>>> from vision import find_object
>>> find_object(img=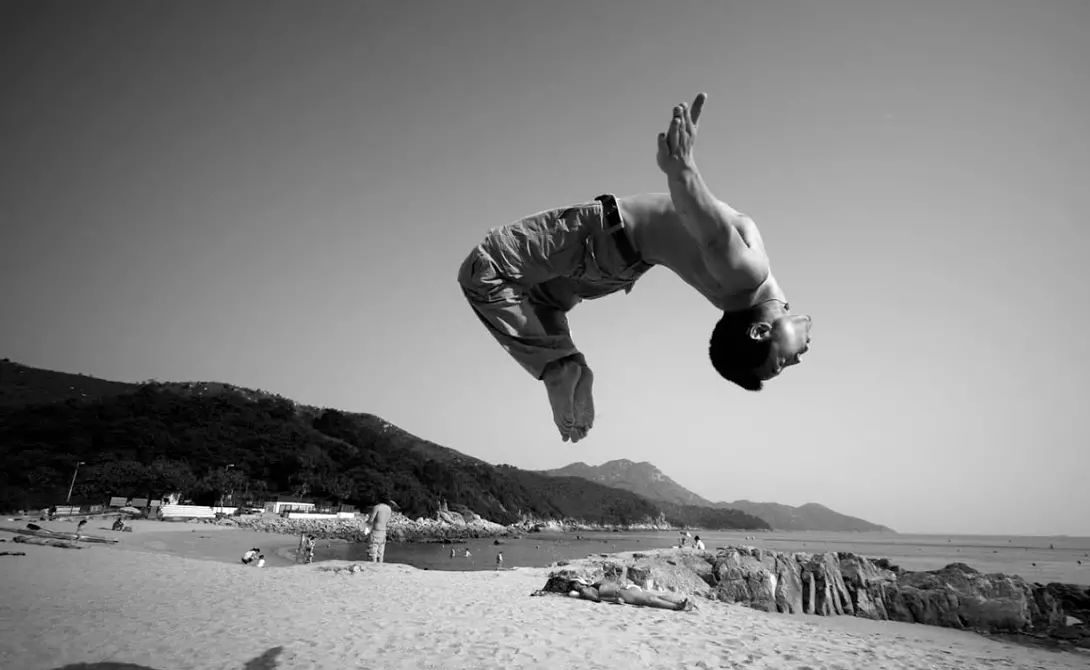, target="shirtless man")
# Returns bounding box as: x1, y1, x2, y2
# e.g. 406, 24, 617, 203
366, 500, 397, 563
457, 92, 812, 443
